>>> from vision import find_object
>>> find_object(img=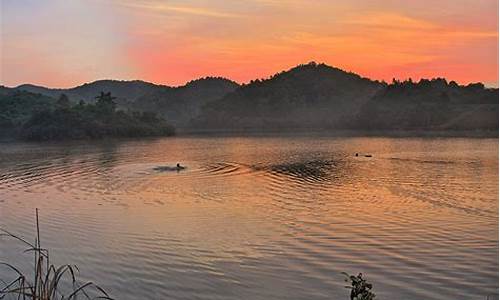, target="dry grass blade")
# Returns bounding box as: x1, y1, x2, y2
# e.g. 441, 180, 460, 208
0, 209, 113, 300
